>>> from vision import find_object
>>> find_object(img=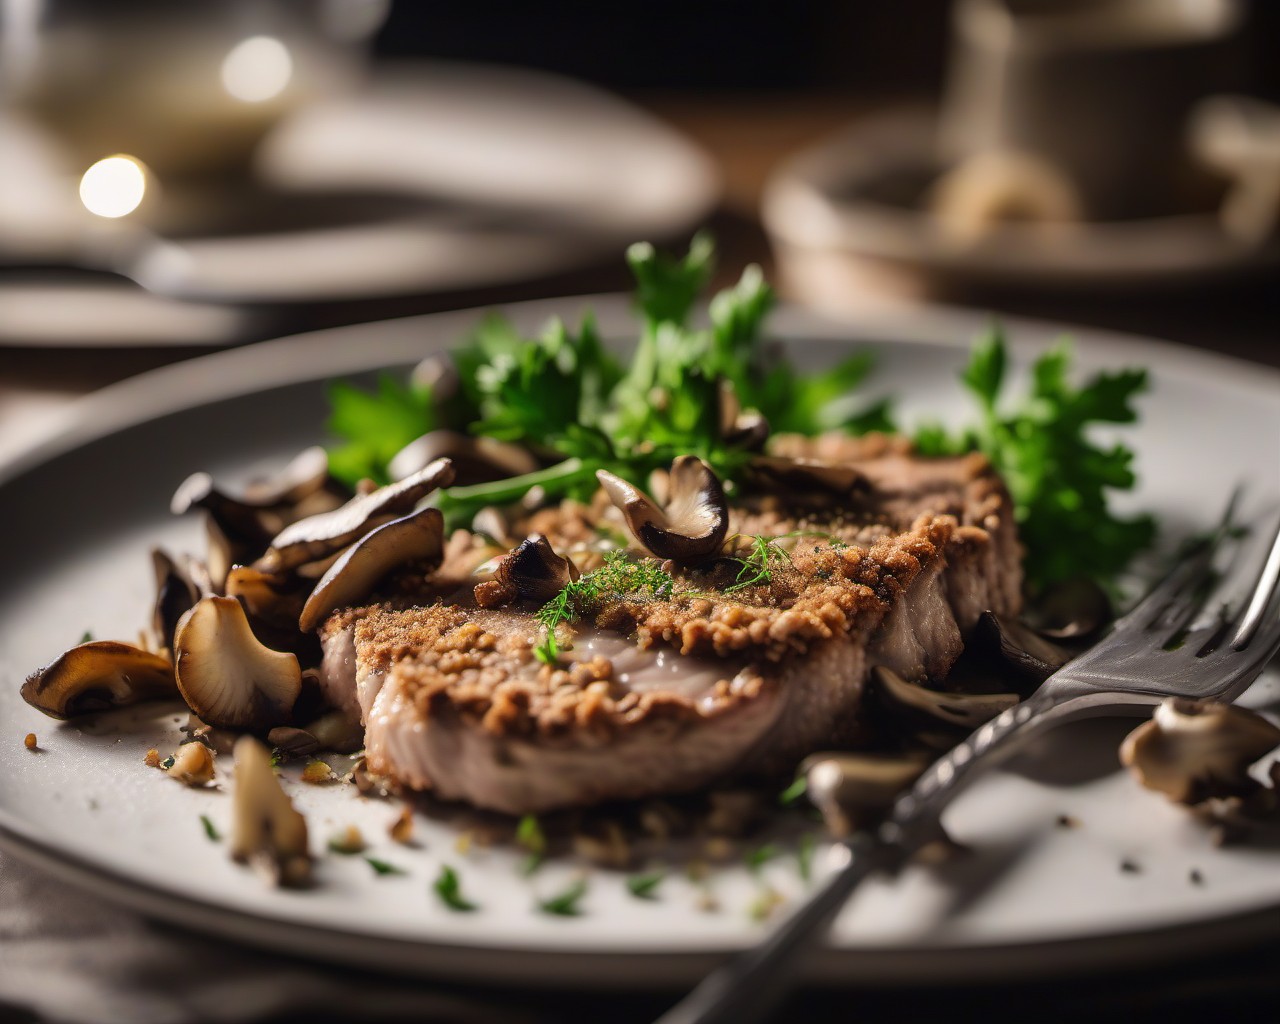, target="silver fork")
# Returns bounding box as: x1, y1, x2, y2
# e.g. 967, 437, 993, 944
658, 512, 1280, 1024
